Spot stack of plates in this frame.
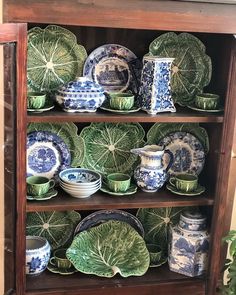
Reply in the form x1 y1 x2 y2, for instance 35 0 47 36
59 168 101 198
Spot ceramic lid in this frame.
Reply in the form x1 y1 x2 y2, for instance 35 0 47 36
57 77 104 94
178 210 207 232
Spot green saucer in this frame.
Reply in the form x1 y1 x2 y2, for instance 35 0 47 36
166 183 205 196
27 102 54 113
100 101 140 114
187 104 224 113
100 183 137 196
149 256 168 268
27 189 58 201
47 260 78 275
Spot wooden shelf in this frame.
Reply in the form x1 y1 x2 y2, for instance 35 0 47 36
27 107 224 123
26 265 205 295
4 0 236 34
26 188 214 212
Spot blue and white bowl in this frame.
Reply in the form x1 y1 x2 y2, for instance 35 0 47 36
59 168 101 185
26 236 51 275
55 77 106 112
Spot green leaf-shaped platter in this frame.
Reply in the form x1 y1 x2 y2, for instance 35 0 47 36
66 220 150 277
27 122 85 167
136 207 185 254
149 32 212 106
79 122 145 176
27 25 87 92
26 211 81 250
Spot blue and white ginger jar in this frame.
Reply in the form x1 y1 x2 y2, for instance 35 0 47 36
131 145 173 192
55 77 106 112
139 56 176 114
168 210 209 277
26 236 51 275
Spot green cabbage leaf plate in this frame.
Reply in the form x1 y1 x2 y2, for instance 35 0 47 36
66 220 150 277
79 123 145 176
149 32 212 106
26 211 81 250
27 25 87 92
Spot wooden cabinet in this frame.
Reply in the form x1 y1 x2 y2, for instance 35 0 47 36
3 1 236 294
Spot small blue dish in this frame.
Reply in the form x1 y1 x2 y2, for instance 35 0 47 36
59 168 101 185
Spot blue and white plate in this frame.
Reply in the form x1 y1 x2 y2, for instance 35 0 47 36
74 209 144 237
83 44 142 94
27 131 71 180
158 132 205 175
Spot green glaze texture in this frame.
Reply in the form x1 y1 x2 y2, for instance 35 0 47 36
195 93 220 110
136 207 186 254
26 176 55 196
27 92 46 109
109 93 134 110
66 220 150 277
149 32 212 106
26 211 81 250
146 244 162 265
50 248 72 269
169 174 198 192
107 173 131 192
79 122 145 176
27 25 87 92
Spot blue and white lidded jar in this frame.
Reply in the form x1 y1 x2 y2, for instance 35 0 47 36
168 210 209 277
26 236 51 275
139 55 176 114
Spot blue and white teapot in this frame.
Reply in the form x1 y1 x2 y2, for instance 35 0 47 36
131 145 173 192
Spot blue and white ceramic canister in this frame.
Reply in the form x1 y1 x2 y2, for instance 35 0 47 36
55 77 106 112
139 56 176 114
131 145 173 192
26 236 51 275
168 210 209 277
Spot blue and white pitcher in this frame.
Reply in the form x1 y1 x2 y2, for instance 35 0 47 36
131 145 173 192
139 56 176 114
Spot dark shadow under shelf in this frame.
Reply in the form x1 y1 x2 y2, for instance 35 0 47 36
26 187 214 212
26 265 205 295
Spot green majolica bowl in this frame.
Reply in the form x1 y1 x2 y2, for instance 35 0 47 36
195 93 220 110
109 93 134 110
27 92 46 109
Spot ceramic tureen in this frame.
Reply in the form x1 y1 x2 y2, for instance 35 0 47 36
55 77 106 112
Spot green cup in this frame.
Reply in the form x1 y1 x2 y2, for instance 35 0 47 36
195 93 220 110
27 92 46 109
146 244 162 265
107 173 131 192
50 248 72 269
169 174 198 193
109 92 134 110
26 176 55 196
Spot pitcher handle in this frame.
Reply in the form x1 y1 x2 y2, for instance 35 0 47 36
164 149 174 173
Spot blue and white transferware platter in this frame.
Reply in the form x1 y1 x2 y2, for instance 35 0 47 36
147 123 209 176
74 209 144 237
83 44 142 94
158 132 205 175
27 131 71 180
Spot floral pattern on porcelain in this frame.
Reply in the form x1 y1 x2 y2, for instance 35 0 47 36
56 77 106 112
131 145 173 192
26 236 51 275
139 56 176 114
168 211 209 277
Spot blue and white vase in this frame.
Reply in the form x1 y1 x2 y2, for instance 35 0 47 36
130 145 173 192
26 236 51 275
168 210 210 277
139 56 176 114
